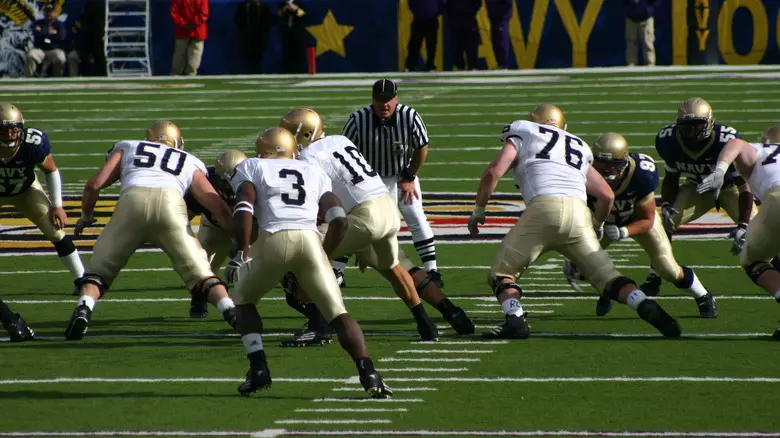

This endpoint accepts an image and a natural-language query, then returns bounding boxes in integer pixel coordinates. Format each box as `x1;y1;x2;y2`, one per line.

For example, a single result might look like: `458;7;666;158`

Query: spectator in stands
234;0;271;74
68;0;107;77
170;0;209;75
486;0;511;69
404;0;443;72
278;0;307;74
445;0;482;71
624;0;660;66
25;5;67;77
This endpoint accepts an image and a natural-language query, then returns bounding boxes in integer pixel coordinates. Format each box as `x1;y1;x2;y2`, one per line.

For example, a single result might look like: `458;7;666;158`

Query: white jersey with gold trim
747;142;780;201
112;140;206;197
300;135;388;213
231;158;332;233
500;120;593;202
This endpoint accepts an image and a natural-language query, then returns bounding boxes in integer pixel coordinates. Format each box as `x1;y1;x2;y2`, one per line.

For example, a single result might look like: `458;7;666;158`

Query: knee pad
74;274;107;298
744;261;775;285
492;277;522;298
604;276;637;300
193;276;228;300
409;267;432;294
53;236;76;257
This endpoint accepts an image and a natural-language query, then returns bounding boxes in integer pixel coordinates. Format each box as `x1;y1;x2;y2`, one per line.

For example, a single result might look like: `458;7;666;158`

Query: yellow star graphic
305;10;354;57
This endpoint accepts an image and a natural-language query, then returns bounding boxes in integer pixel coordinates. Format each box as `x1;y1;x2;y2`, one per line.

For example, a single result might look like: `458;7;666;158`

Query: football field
2;67;780;437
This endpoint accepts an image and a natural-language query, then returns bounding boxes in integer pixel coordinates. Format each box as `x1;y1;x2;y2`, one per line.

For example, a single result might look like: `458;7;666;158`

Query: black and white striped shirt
341;104;429;178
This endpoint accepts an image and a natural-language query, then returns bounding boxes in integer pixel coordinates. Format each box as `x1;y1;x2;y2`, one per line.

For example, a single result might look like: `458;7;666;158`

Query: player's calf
483;278;529;339
409;267;475;335
235;304;271;396
53;236;85;281
330;315;392;398
66;274;107;340
605;276;681;338
194;276;235;328
672;266;717;318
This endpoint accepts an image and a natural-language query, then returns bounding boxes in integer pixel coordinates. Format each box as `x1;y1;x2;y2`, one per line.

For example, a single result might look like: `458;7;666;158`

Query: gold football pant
88;187;213;289
740;186;780;266
1;179;65;242
489;196;621;292
671;183;756;228
329;194;401;271
602;212;682;282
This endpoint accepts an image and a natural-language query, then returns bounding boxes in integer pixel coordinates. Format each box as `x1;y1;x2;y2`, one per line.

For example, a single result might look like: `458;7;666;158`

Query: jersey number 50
133;142;186;176
536;126;583;169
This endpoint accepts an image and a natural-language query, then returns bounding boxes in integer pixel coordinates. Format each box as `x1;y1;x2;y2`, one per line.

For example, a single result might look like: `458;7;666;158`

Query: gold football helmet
592;132;630;183
145;120;184;149
256;127;298;159
676;98;714;141
0;103;24;152
279;108;324;148
761;124;780;144
530;104;566;130
215;150;248;178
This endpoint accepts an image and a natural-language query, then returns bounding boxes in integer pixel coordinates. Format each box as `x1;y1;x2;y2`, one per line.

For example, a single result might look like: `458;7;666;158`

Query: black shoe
596;295;613;317
417;314;439;341
637;300;681;338
640;272;663;297
222;307;237;329
189;295;208;319
65;304;91;341
773;328;780;340
427;269;444;288
3;313;35;342
695;293;718;318
333;268;346;288
442;306;475;335
238;362;272;396
482;313;530;339
359;369;393;399
280;327;332;347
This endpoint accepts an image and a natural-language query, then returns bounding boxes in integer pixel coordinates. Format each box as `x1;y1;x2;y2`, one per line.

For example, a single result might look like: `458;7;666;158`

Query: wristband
44;170;63;207
715;161;730;173
232;201;254;216
619;226;629;239
473;205;485;217
400;168;415;182
325;206;346;223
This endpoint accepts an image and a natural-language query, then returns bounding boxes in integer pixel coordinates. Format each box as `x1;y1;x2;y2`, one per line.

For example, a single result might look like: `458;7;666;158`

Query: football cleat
417;314;439;342
238;362;272;396
222;307;237;329
280;328;332;347
427;269;444;288
189;295;208;319
773;328;780;341
595;295;613;317
359;369;393;399
640;272;663;297
3;313;35;342
695;293;718;319
442;306;475;335
636;300;681;338
482;313;530;339
65;304;92;341
334;268;346;288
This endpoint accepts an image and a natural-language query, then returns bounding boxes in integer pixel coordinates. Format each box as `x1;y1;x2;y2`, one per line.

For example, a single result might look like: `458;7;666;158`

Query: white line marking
274;419;391;425
250;430;286;438
294;408;408;413
0;377;348;385
412;340;509;345
384;376;780;383
379;357;480;363
311;398;424;403
395;350;494;354
377;368;470;372
331;386;438;392
474;303;563;307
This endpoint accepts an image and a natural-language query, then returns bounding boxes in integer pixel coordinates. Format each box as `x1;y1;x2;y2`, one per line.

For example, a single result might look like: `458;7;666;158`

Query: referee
341;79;442;287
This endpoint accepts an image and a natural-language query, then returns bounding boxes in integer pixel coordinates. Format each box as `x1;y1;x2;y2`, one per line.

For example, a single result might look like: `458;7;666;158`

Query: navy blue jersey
655;123;741;185
589;153;659;227
0;127;52;197
184;165;237;226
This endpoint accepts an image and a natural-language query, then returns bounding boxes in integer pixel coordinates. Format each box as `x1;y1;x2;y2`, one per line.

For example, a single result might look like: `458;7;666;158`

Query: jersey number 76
535;126;584;170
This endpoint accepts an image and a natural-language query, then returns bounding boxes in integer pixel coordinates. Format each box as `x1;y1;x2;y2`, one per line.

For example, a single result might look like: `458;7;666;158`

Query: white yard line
379;357;480;363
394;350;494;354
331;386;438;392
274;419;391;425
377;368;470;372
311;398;425;403
293;408;407;413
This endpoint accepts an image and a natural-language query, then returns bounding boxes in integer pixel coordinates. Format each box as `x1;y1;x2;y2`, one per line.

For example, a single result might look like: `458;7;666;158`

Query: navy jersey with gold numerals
0;127;51;197
655;123;741;185
588;153;659;227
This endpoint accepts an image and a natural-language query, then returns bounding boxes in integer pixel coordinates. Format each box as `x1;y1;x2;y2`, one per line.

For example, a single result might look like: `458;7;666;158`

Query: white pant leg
383;175;437;270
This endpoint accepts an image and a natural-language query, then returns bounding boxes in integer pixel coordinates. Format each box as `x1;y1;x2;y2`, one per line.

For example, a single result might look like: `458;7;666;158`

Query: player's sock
302;303;328;331
674;266;707;298
647;266;659;278
332;256;349;272
435;298;457;314
77;295;96;311
412;229;437;272
501;298;523;317
216;297;235;313
625;289;648;310
54;237;85;278
0;299;15;323
242;333;264;354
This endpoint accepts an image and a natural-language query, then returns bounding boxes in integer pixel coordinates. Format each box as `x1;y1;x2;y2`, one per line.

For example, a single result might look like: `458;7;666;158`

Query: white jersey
299;135;388;212
111;140;207;197
500;120;593;202
747;142;780;201
231;158;332;233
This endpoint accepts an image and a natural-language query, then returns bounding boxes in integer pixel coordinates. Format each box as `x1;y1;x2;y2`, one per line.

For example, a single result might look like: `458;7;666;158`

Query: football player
1;298;34;342
277;108;473;345
226;127;392;397
185;149;251;319
696;124;780;340
65;121;237;340
563;132;717;318
0;103;84;279
468;104;681;339
643;97;756;295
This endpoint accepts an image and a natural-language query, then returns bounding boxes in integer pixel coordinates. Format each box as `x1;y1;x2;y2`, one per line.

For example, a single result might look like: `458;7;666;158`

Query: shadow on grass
0;390;310;401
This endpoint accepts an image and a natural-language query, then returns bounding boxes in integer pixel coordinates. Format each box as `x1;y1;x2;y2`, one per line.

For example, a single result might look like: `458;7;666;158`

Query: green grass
2;68;780;437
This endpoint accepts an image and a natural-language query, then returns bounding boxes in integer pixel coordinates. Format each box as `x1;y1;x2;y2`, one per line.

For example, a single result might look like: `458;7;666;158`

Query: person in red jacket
170;0;209;75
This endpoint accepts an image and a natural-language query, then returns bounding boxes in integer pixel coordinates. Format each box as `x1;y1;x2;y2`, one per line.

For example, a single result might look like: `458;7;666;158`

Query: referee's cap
372;79;397;101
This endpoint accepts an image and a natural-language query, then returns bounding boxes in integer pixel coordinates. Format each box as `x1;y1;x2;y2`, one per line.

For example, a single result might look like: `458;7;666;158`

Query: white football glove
74;213;96;237
696;164;727;201
467;205;486;236
563;258;584;293
604;224;629;242
660;202;679;233
728;223;748;255
225;251;247;284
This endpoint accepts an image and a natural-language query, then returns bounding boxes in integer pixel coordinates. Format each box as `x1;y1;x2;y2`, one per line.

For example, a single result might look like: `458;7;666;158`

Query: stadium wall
0;0;778;77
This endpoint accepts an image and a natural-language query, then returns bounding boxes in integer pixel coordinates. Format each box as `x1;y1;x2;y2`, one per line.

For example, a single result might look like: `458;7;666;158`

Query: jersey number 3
133;142;186;176
279;169;306;206
535;126;583;169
